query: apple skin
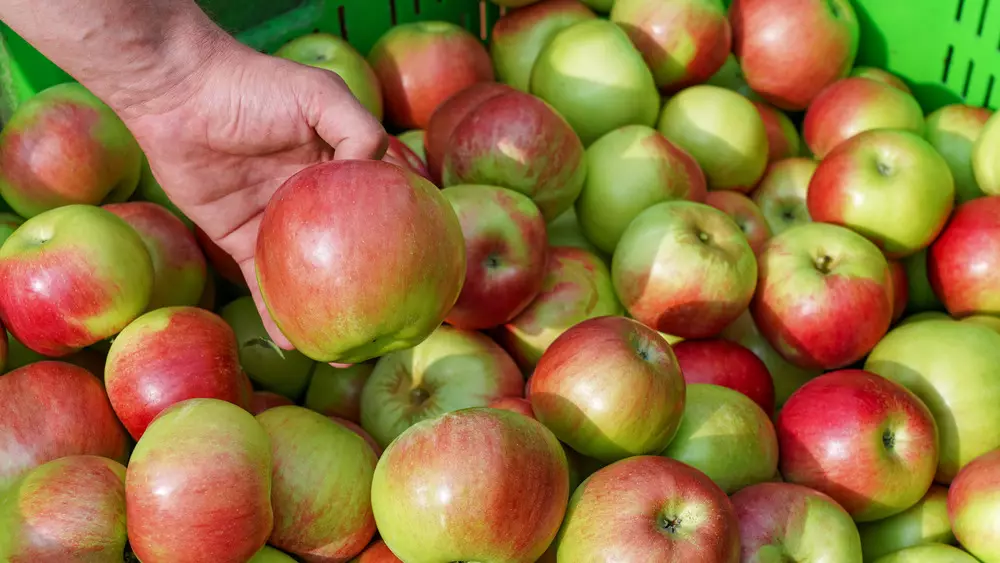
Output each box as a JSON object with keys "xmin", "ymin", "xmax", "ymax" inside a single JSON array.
[
  {"xmin": 611, "ymin": 0, "xmax": 731, "ymax": 92},
  {"xmin": 865, "ymin": 319, "xmax": 1000, "ymax": 483},
  {"xmin": 657, "ymin": 85, "xmax": 769, "ymax": 190},
  {"xmin": 705, "ymin": 53, "xmax": 759, "ymax": 100},
  {"xmin": 662, "ymin": 383, "xmax": 779, "ymax": 494},
  {"xmin": 368, "ymin": 21, "xmax": 493, "ymax": 130},
  {"xmin": 250, "ymin": 546, "xmax": 299, "ymax": 563},
  {"xmin": 257, "ymin": 406, "xmax": 377, "ymax": 562},
  {"xmin": 873, "ymin": 544, "xmax": 979, "ymax": 563},
  {"xmin": 903, "ymin": 249, "xmax": 945, "ymax": 314},
  {"xmin": 371, "ymin": 408, "xmax": 569, "ymax": 563},
  {"xmin": 547, "ymin": 207, "xmax": 608, "ymax": 259},
  {"xmin": 350, "ymin": 540, "xmax": 402, "ymax": 563},
  {"xmin": 612, "ymin": 200, "xmax": 758, "ymax": 339},
  {"xmin": 850, "ymin": 66, "xmax": 911, "ymax": 93},
  {"xmin": 973, "ymin": 109, "xmax": 1000, "ymax": 195},
  {"xmin": 303, "ymin": 362, "xmax": 375, "ymax": 422},
  {"xmin": 425, "ymin": 82, "xmax": 512, "ymax": 185},
  {"xmin": 926, "ymin": 104, "xmax": 993, "ymax": 203},
  {"xmin": 0, "ymin": 455, "xmax": 126, "ymax": 562},
  {"xmin": 105, "ymin": 306, "xmax": 252, "ymax": 440},
  {"xmin": 530, "ymin": 19, "xmax": 660, "ymax": 146},
  {"xmin": 554, "ymin": 455, "xmax": 740, "ymax": 562},
  {"xmin": 858, "ymin": 485, "xmax": 955, "ymax": 563},
  {"xmin": 753, "ymin": 222, "xmax": 893, "ymax": 370},
  {"xmin": 963, "ymin": 314, "xmax": 1000, "ymax": 333},
  {"xmin": 490, "ymin": 0, "xmax": 597, "ymax": 92},
  {"xmin": 0, "ymin": 83, "xmax": 142, "ymax": 218},
  {"xmin": 530, "ymin": 316, "xmax": 686, "ymax": 462},
  {"xmin": 361, "ymin": 325, "xmax": 524, "ymax": 448},
  {"xmin": 576, "ymin": 124, "xmax": 707, "ymax": 255},
  {"xmin": 947, "ymin": 449, "xmax": 1000, "ymax": 563},
  {"xmin": 383, "ymin": 135, "xmax": 431, "ymax": 181},
  {"xmin": 751, "ymin": 157, "xmax": 816, "ymax": 236},
  {"xmin": 888, "ymin": 260, "xmax": 909, "ymax": 323},
  {"xmin": 443, "ymin": 185, "xmax": 548, "ymax": 329},
  {"xmin": 705, "ymin": 190, "xmax": 772, "ymax": 254},
  {"xmin": 754, "ymin": 102, "xmax": 802, "ymax": 163},
  {"xmin": 276, "ymin": 32, "xmax": 383, "ymax": 121},
  {"xmin": 730, "ymin": 0, "xmax": 859, "ymax": 111},
  {"xmin": 396, "ymin": 130, "xmax": 426, "ymax": 164},
  {"xmin": 777, "ymin": 370, "xmax": 939, "ymax": 522},
  {"xmin": 488, "ymin": 396, "xmax": 536, "ymax": 419},
  {"xmin": 250, "ymin": 391, "xmax": 295, "ymax": 415},
  {"xmin": 256, "ymin": 160, "xmax": 465, "ymax": 364},
  {"xmin": 928, "ymin": 196, "xmax": 1000, "ymax": 318},
  {"xmin": 493, "ymin": 246, "xmax": 623, "ymax": 369},
  {"xmin": 673, "ymin": 339, "xmax": 775, "ymax": 415},
  {"xmin": 330, "ymin": 416, "xmax": 383, "ymax": 458},
  {"xmin": 0, "ymin": 204, "xmax": 153, "ymax": 357}
]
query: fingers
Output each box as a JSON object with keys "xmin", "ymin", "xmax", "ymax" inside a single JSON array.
[
  {"xmin": 238, "ymin": 257, "xmax": 296, "ymax": 350},
  {"xmin": 306, "ymin": 70, "xmax": 389, "ymax": 161}
]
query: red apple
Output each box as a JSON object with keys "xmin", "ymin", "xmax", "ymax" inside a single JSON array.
[
  {"xmin": 255, "ymin": 160, "xmax": 465, "ymax": 364},
  {"xmin": 947, "ymin": 448, "xmax": 1000, "ymax": 563},
  {"xmin": 488, "ymin": 396, "xmax": 536, "ymax": 419},
  {"xmin": 351, "ymin": 540, "xmax": 402, "ymax": 563},
  {"xmin": 928, "ymin": 196, "xmax": 1000, "ymax": 318},
  {"xmin": 250, "ymin": 391, "xmax": 294, "ymax": 415},
  {"xmin": 751, "ymin": 157, "xmax": 816, "ymax": 235},
  {"xmin": 303, "ymin": 362, "xmax": 375, "ymax": 422},
  {"xmin": 889, "ymin": 260, "xmax": 909, "ymax": 323},
  {"xmin": 850, "ymin": 66, "xmax": 911, "ymax": 93},
  {"xmin": 194, "ymin": 224, "xmax": 246, "ymax": 287},
  {"xmin": 705, "ymin": 190, "xmax": 772, "ymax": 254},
  {"xmin": 383, "ymin": 135, "xmax": 431, "ymax": 181},
  {"xmin": 754, "ymin": 101, "xmax": 802, "ymax": 163},
  {"xmin": 673, "ymin": 339, "xmax": 775, "ymax": 415},
  {"xmin": 425, "ymin": 83, "xmax": 513, "ymax": 184}
]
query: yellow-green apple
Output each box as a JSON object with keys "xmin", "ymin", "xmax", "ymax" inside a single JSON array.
[
  {"xmin": 612, "ymin": 200, "xmax": 758, "ymax": 339},
  {"xmin": 729, "ymin": 0, "xmax": 859, "ymax": 111},
  {"xmin": 371, "ymin": 408, "xmax": 569, "ymax": 563},
  {"xmin": 257, "ymin": 406, "xmax": 377, "ymax": 561},
  {"xmin": 973, "ymin": 110, "xmax": 1000, "ymax": 195},
  {"xmin": 850, "ymin": 66, "xmax": 911, "ymax": 93},
  {"xmin": 576, "ymin": 124, "xmax": 707, "ymax": 255},
  {"xmin": 898, "ymin": 311, "xmax": 950, "ymax": 326},
  {"xmin": 193, "ymin": 224, "xmax": 246, "ymax": 288},
  {"xmin": 493, "ymin": 246, "xmax": 622, "ymax": 369},
  {"xmin": 105, "ymin": 306, "xmax": 251, "ymax": 440},
  {"xmin": 611, "ymin": 0, "xmax": 731, "ymax": 92},
  {"xmin": 368, "ymin": 21, "xmax": 494, "ymax": 130},
  {"xmin": 304, "ymin": 362, "xmax": 375, "ymax": 422},
  {"xmin": 963, "ymin": 314, "xmax": 1000, "ymax": 333},
  {"xmin": 135, "ymin": 156, "xmax": 192, "ymax": 228},
  {"xmin": 488, "ymin": 396, "xmax": 536, "ymax": 418},
  {"xmin": 220, "ymin": 296, "xmax": 315, "ymax": 400},
  {"xmin": 0, "ymin": 83, "xmax": 141, "ymax": 218},
  {"xmin": 276, "ymin": 32, "xmax": 383, "ymax": 120},
  {"xmin": 662, "ymin": 383, "xmax": 778, "ymax": 493},
  {"xmin": 903, "ymin": 249, "xmax": 944, "ymax": 313},
  {"xmin": 547, "ymin": 207, "xmax": 607, "ymax": 258},
  {"xmin": 0, "ymin": 455, "xmax": 126, "ymax": 561},
  {"xmin": 0, "ymin": 204, "xmax": 153, "ymax": 357},
  {"xmin": 865, "ymin": 319, "xmax": 1000, "ymax": 483},
  {"xmin": 360, "ymin": 325, "xmax": 523, "ymax": 447},
  {"xmin": 657, "ymin": 85, "xmax": 769, "ymax": 190},
  {"xmin": 734, "ymin": 482, "xmax": 863, "ymax": 561},
  {"xmin": 250, "ymin": 546, "xmax": 299, "ymax": 563},
  {"xmin": 250, "ymin": 391, "xmax": 294, "ymax": 415},
  {"xmin": 947, "ymin": 448, "xmax": 1000, "ymax": 562},
  {"xmin": 553, "ymin": 455, "xmax": 740, "ymax": 561},
  {"xmin": 928, "ymin": 196, "xmax": 1000, "ymax": 317},
  {"xmin": 873, "ymin": 544, "xmax": 977, "ymax": 563},
  {"xmin": 443, "ymin": 185, "xmax": 548, "ymax": 329},
  {"xmin": 753, "ymin": 222, "xmax": 893, "ymax": 369},
  {"xmin": 777, "ymin": 370, "xmax": 938, "ymax": 522},
  {"xmin": 926, "ymin": 105, "xmax": 993, "ymax": 203},
  {"xmin": 490, "ymin": 0, "xmax": 597, "ymax": 92},
  {"xmin": 530, "ymin": 19, "xmax": 660, "ymax": 145},
  {"xmin": 751, "ymin": 157, "xmax": 816, "ymax": 235},
  {"xmin": 673, "ymin": 338, "xmax": 775, "ymax": 416},
  {"xmin": 256, "ymin": 160, "xmax": 465, "ymax": 363},
  {"xmin": 104, "ymin": 201, "xmax": 206, "ymax": 309},
  {"xmin": 530, "ymin": 316, "xmax": 685, "ymax": 462},
  {"xmin": 705, "ymin": 53, "xmax": 758, "ymax": 99},
  {"xmin": 425, "ymin": 82, "xmax": 512, "ymax": 184},
  {"xmin": 705, "ymin": 190, "xmax": 772, "ymax": 254},
  {"xmin": 754, "ymin": 101, "xmax": 802, "ymax": 163},
  {"xmin": 889, "ymin": 260, "xmax": 909, "ymax": 323},
  {"xmin": 396, "ymin": 130, "xmax": 426, "ymax": 164},
  {"xmin": 350, "ymin": 540, "xmax": 403, "ymax": 563},
  {"xmin": 858, "ymin": 485, "xmax": 955, "ymax": 562},
  {"xmin": 440, "ymin": 89, "xmax": 587, "ymax": 221},
  {"xmin": 0, "ymin": 212, "xmax": 23, "ymax": 246}
]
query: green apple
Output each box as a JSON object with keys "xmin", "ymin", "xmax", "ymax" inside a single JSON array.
[
  {"xmin": 948, "ymin": 448, "xmax": 1000, "ymax": 563},
  {"xmin": 752, "ymin": 157, "xmax": 816, "ymax": 235},
  {"xmin": 249, "ymin": 546, "xmax": 298, "ymax": 563},
  {"xmin": 898, "ymin": 311, "xmax": 950, "ymax": 326},
  {"xmin": 926, "ymin": 105, "xmax": 994, "ymax": 203},
  {"xmin": 973, "ymin": 109, "xmax": 1000, "ymax": 195},
  {"xmin": 903, "ymin": 249, "xmax": 945, "ymax": 314},
  {"xmin": 872, "ymin": 544, "xmax": 979, "ymax": 563},
  {"xmin": 546, "ymin": 207, "xmax": 607, "ymax": 260},
  {"xmin": 304, "ymin": 362, "xmax": 376, "ymax": 422},
  {"xmin": 857, "ymin": 485, "xmax": 955, "ymax": 563},
  {"xmin": 962, "ymin": 314, "xmax": 1000, "ymax": 333}
]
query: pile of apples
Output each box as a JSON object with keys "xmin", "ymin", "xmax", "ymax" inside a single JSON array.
[{"xmin": 2, "ymin": 0, "xmax": 1000, "ymax": 562}]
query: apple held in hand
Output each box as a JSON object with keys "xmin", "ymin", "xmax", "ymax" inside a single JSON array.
[
  {"xmin": 752, "ymin": 157, "xmax": 816, "ymax": 236},
  {"xmin": 705, "ymin": 190, "xmax": 772, "ymax": 254},
  {"xmin": 858, "ymin": 485, "xmax": 955, "ymax": 563},
  {"xmin": 304, "ymin": 362, "xmax": 375, "ymax": 422},
  {"xmin": 948, "ymin": 448, "xmax": 1000, "ymax": 563},
  {"xmin": 928, "ymin": 196, "xmax": 1000, "ymax": 318},
  {"xmin": 926, "ymin": 104, "xmax": 993, "ymax": 203},
  {"xmin": 973, "ymin": 109, "xmax": 1000, "ymax": 195},
  {"xmin": 674, "ymin": 338, "xmax": 775, "ymax": 416}
]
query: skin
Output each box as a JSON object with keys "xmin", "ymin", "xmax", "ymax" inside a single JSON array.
[
  {"xmin": 925, "ymin": 104, "xmax": 993, "ymax": 203},
  {"xmin": 250, "ymin": 391, "xmax": 295, "ymax": 415},
  {"xmin": 577, "ymin": 124, "xmax": 707, "ymax": 255},
  {"xmin": 105, "ymin": 306, "xmax": 251, "ymax": 440},
  {"xmin": 947, "ymin": 449, "xmax": 1000, "ymax": 562},
  {"xmin": 973, "ymin": 110, "xmax": 1000, "ymax": 195},
  {"xmin": 705, "ymin": 190, "xmax": 772, "ymax": 254},
  {"xmin": 733, "ymin": 482, "xmax": 864, "ymax": 562},
  {"xmin": 350, "ymin": 540, "xmax": 402, "ymax": 563},
  {"xmin": 858, "ymin": 485, "xmax": 955, "ymax": 562},
  {"xmin": 898, "ymin": 311, "xmax": 951, "ymax": 326},
  {"xmin": 331, "ymin": 416, "xmax": 383, "ymax": 459},
  {"xmin": 135, "ymin": 156, "xmax": 192, "ymax": 228},
  {"xmin": 425, "ymin": 83, "xmax": 513, "ymax": 184},
  {"xmin": 865, "ymin": 319, "xmax": 1000, "ymax": 483},
  {"xmin": 752, "ymin": 222, "xmax": 894, "ymax": 370},
  {"xmin": 0, "ymin": 205, "xmax": 153, "ymax": 357},
  {"xmin": 530, "ymin": 316, "xmax": 686, "ymax": 462},
  {"xmin": 612, "ymin": 200, "xmax": 758, "ymax": 339},
  {"xmin": 304, "ymin": 362, "xmax": 376, "ymax": 422},
  {"xmin": 889, "ymin": 260, "xmax": 909, "ymax": 322},
  {"xmin": 730, "ymin": 0, "xmax": 859, "ymax": 111},
  {"xmin": 555, "ymin": 455, "xmax": 740, "ymax": 562},
  {"xmin": 903, "ymin": 249, "xmax": 945, "ymax": 313},
  {"xmin": 657, "ymin": 85, "xmax": 769, "ymax": 190},
  {"xmin": 371, "ymin": 408, "xmax": 569, "ymax": 563},
  {"xmin": 255, "ymin": 160, "xmax": 466, "ymax": 364},
  {"xmin": 928, "ymin": 196, "xmax": 1000, "ymax": 317},
  {"xmin": 673, "ymin": 339, "xmax": 775, "ymax": 416},
  {"xmin": 850, "ymin": 66, "xmax": 911, "ymax": 93},
  {"xmin": 257, "ymin": 406, "xmax": 377, "ymax": 562},
  {"xmin": 530, "ymin": 19, "xmax": 660, "ymax": 146},
  {"xmin": 361, "ymin": 325, "xmax": 524, "ymax": 448},
  {"xmin": 754, "ymin": 102, "xmax": 802, "ymax": 163},
  {"xmin": 751, "ymin": 157, "xmax": 816, "ymax": 235},
  {"xmin": 873, "ymin": 544, "xmax": 978, "ymax": 563}
]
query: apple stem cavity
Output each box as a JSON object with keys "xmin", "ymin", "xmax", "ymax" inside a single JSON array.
[
  {"xmin": 876, "ymin": 161, "xmax": 893, "ymax": 177},
  {"xmin": 657, "ymin": 513, "xmax": 682, "ymax": 535},
  {"xmin": 814, "ymin": 254, "xmax": 834, "ymax": 274},
  {"xmin": 882, "ymin": 429, "xmax": 895, "ymax": 451},
  {"xmin": 409, "ymin": 387, "xmax": 431, "ymax": 406}
]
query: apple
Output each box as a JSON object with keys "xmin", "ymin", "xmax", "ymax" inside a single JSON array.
[
  {"xmin": 889, "ymin": 260, "xmax": 909, "ymax": 323},
  {"xmin": 579, "ymin": 0, "xmax": 613, "ymax": 11},
  {"xmin": 754, "ymin": 102, "xmax": 802, "ymax": 163},
  {"xmin": 730, "ymin": 0, "xmax": 859, "ymax": 111},
  {"xmin": 705, "ymin": 53, "xmax": 758, "ymax": 100},
  {"xmin": 530, "ymin": 19, "xmax": 660, "ymax": 145},
  {"xmin": 899, "ymin": 311, "xmax": 951, "ymax": 326},
  {"xmin": 490, "ymin": 0, "xmax": 597, "ymax": 92},
  {"xmin": 576, "ymin": 124, "xmax": 707, "ymax": 255},
  {"xmin": 947, "ymin": 448, "xmax": 1000, "ymax": 563},
  {"xmin": 973, "ymin": 109, "xmax": 1000, "ymax": 195},
  {"xmin": 135, "ymin": 156, "xmax": 192, "ymax": 228},
  {"xmin": 396, "ymin": 130, "xmax": 426, "ymax": 164},
  {"xmin": 488, "ymin": 396, "xmax": 536, "ymax": 419},
  {"xmin": 657, "ymin": 85, "xmax": 769, "ymax": 190},
  {"xmin": 303, "ymin": 362, "xmax": 375, "ymax": 422},
  {"xmin": 663, "ymin": 383, "xmax": 778, "ymax": 493},
  {"xmin": 858, "ymin": 485, "xmax": 955, "ymax": 563},
  {"xmin": 553, "ymin": 455, "xmax": 740, "ymax": 561},
  {"xmin": 705, "ymin": 190, "xmax": 772, "ymax": 254},
  {"xmin": 0, "ymin": 204, "xmax": 152, "ymax": 357},
  {"xmin": 256, "ymin": 160, "xmax": 465, "ymax": 363},
  {"xmin": 926, "ymin": 104, "xmax": 993, "ymax": 203},
  {"xmin": 0, "ymin": 212, "xmax": 23, "ymax": 246},
  {"xmin": 903, "ymin": 248, "xmax": 945, "ymax": 313},
  {"xmin": 751, "ymin": 157, "xmax": 816, "ymax": 235},
  {"xmin": 0, "ymin": 83, "xmax": 141, "ymax": 218},
  {"xmin": 351, "ymin": 540, "xmax": 403, "ymax": 563},
  {"xmin": 105, "ymin": 306, "xmax": 251, "ymax": 440},
  {"xmin": 963, "ymin": 315, "xmax": 1000, "ymax": 333},
  {"xmin": 673, "ymin": 339, "xmax": 775, "ymax": 415},
  {"xmin": 850, "ymin": 66, "xmax": 911, "ymax": 93},
  {"xmin": 873, "ymin": 544, "xmax": 977, "ymax": 563},
  {"xmin": 330, "ymin": 416, "xmax": 383, "ymax": 458},
  {"xmin": 250, "ymin": 391, "xmax": 294, "ymax": 415},
  {"xmin": 360, "ymin": 325, "xmax": 523, "ymax": 447},
  {"xmin": 276, "ymin": 32, "xmax": 383, "ymax": 120},
  {"xmin": 383, "ymin": 135, "xmax": 431, "ymax": 181},
  {"xmin": 371, "ymin": 408, "xmax": 569, "ymax": 563},
  {"xmin": 250, "ymin": 546, "xmax": 299, "ymax": 563},
  {"xmin": 547, "ymin": 207, "xmax": 608, "ymax": 258},
  {"xmin": 425, "ymin": 82, "xmax": 512, "ymax": 184},
  {"xmin": 612, "ymin": 201, "xmax": 758, "ymax": 339},
  {"xmin": 928, "ymin": 196, "xmax": 1000, "ymax": 318}
]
